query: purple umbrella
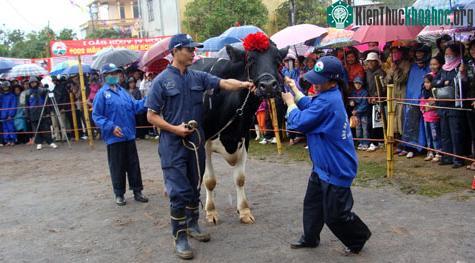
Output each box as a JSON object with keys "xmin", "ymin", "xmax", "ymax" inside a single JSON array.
[{"xmin": 270, "ymin": 24, "xmax": 327, "ymax": 49}]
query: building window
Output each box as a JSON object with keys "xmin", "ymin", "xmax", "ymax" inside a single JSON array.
[
  {"xmin": 133, "ymin": 1, "xmax": 139, "ymax": 18},
  {"xmin": 119, "ymin": 4, "xmax": 126, "ymax": 19},
  {"xmin": 147, "ymin": 0, "xmax": 154, "ymax": 22}
]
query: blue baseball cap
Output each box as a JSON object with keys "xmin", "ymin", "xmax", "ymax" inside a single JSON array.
[
  {"xmin": 304, "ymin": 56, "xmax": 345, "ymax": 85},
  {"xmin": 353, "ymin": 76, "xmax": 364, "ymax": 84},
  {"xmin": 101, "ymin": 63, "xmax": 122, "ymax": 75},
  {"xmin": 168, "ymin": 34, "xmax": 203, "ymax": 51}
]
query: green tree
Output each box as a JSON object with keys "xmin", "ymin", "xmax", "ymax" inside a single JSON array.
[
  {"xmin": 58, "ymin": 28, "xmax": 77, "ymax": 40},
  {"xmin": 275, "ymin": 0, "xmax": 331, "ymax": 30},
  {"xmin": 183, "ymin": 0, "xmax": 269, "ymax": 41}
]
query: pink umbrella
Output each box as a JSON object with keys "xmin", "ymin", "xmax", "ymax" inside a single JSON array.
[
  {"xmin": 352, "ymin": 24, "xmax": 423, "ymax": 45},
  {"xmin": 270, "ymin": 24, "xmax": 327, "ymax": 49},
  {"xmin": 139, "ymin": 37, "xmax": 171, "ymax": 70}
]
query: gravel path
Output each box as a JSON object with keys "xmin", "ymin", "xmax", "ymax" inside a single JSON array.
[{"xmin": 0, "ymin": 141, "xmax": 473, "ymax": 262}]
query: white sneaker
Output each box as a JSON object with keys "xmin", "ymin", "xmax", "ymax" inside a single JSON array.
[
  {"xmin": 270, "ymin": 137, "xmax": 277, "ymax": 144},
  {"xmin": 36, "ymin": 144, "xmax": 42, "ymax": 150},
  {"xmin": 406, "ymin": 151, "xmax": 414, "ymax": 158},
  {"xmin": 424, "ymin": 152, "xmax": 434, "ymax": 161},
  {"xmin": 80, "ymin": 136, "xmax": 88, "ymax": 140},
  {"xmin": 255, "ymin": 136, "xmax": 261, "ymax": 141},
  {"xmin": 367, "ymin": 143, "xmax": 377, "ymax": 152},
  {"xmin": 49, "ymin": 143, "xmax": 58, "ymax": 149},
  {"xmin": 304, "ymin": 145, "xmax": 308, "ymax": 149},
  {"xmin": 259, "ymin": 138, "xmax": 268, "ymax": 145}
]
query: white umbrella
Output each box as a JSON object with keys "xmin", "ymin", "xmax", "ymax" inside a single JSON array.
[{"xmin": 8, "ymin": 64, "xmax": 48, "ymax": 78}]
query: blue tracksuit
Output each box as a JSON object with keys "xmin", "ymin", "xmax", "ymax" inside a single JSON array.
[
  {"xmin": 145, "ymin": 65, "xmax": 221, "ymax": 210},
  {"xmin": 1, "ymin": 92, "xmax": 17, "ymax": 143},
  {"xmin": 287, "ymin": 86, "xmax": 358, "ymax": 187},
  {"xmin": 92, "ymin": 84, "xmax": 146, "ymax": 145}
]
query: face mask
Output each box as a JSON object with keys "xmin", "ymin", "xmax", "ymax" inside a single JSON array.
[
  {"xmin": 105, "ymin": 75, "xmax": 119, "ymax": 85},
  {"xmin": 445, "ymin": 55, "xmax": 456, "ymax": 63}
]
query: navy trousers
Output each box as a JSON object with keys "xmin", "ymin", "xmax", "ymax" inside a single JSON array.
[
  {"xmin": 302, "ymin": 173, "xmax": 371, "ymax": 252},
  {"xmin": 106, "ymin": 140, "xmax": 143, "ymax": 196}
]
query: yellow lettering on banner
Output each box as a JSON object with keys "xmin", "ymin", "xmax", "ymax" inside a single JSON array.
[
  {"xmin": 128, "ymin": 44, "xmax": 139, "ymax": 50},
  {"xmin": 70, "ymin": 48, "xmax": 86, "ymax": 55},
  {"xmin": 139, "ymin": 44, "xmax": 148, "ymax": 51}
]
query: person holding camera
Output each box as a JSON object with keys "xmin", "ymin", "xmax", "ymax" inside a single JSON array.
[{"xmin": 92, "ymin": 63, "xmax": 148, "ymax": 206}]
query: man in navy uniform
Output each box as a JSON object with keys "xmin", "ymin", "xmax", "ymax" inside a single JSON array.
[{"xmin": 146, "ymin": 34, "xmax": 255, "ymax": 259}]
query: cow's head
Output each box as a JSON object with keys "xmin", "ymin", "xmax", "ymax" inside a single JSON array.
[{"xmin": 226, "ymin": 33, "xmax": 288, "ymax": 98}]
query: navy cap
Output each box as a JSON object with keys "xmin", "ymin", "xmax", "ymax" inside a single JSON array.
[
  {"xmin": 101, "ymin": 63, "xmax": 122, "ymax": 75},
  {"xmin": 168, "ymin": 34, "xmax": 203, "ymax": 51},
  {"xmin": 353, "ymin": 76, "xmax": 364, "ymax": 84},
  {"xmin": 304, "ymin": 56, "xmax": 345, "ymax": 85}
]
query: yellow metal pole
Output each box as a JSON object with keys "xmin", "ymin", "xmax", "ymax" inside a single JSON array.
[
  {"xmin": 69, "ymin": 92, "xmax": 80, "ymax": 142},
  {"xmin": 269, "ymin": 98, "xmax": 282, "ymax": 154},
  {"xmin": 77, "ymin": 56, "xmax": 94, "ymax": 146},
  {"xmin": 386, "ymin": 84, "xmax": 395, "ymax": 177}
]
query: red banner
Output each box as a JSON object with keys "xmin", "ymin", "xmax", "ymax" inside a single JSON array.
[{"xmin": 50, "ymin": 37, "xmax": 169, "ymax": 57}]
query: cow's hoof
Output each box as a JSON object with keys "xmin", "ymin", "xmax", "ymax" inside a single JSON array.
[
  {"xmin": 239, "ymin": 208, "xmax": 255, "ymax": 224},
  {"xmin": 206, "ymin": 210, "xmax": 219, "ymax": 225}
]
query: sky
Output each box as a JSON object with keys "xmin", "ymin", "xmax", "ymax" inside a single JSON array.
[{"xmin": 0, "ymin": 0, "xmax": 90, "ymax": 38}]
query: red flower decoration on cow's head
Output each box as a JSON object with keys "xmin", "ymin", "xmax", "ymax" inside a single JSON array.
[{"xmin": 243, "ymin": 32, "xmax": 270, "ymax": 52}]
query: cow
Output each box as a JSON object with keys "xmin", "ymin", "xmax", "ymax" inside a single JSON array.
[{"xmin": 190, "ymin": 37, "xmax": 288, "ymax": 224}]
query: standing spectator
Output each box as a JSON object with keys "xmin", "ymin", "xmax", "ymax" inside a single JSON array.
[
  {"xmin": 344, "ymin": 47, "xmax": 365, "ymax": 93},
  {"xmin": 25, "ymin": 77, "xmax": 57, "ymax": 150},
  {"xmin": 400, "ymin": 44, "xmax": 430, "ymax": 158},
  {"xmin": 139, "ymin": 72, "xmax": 155, "ymax": 97},
  {"xmin": 92, "ymin": 63, "xmax": 148, "ymax": 206},
  {"xmin": 1, "ymin": 81, "xmax": 17, "ymax": 146},
  {"xmin": 364, "ymin": 52, "xmax": 386, "ymax": 152},
  {"xmin": 255, "ymin": 100, "xmax": 267, "ymax": 141},
  {"xmin": 13, "ymin": 85, "xmax": 27, "ymax": 144},
  {"xmin": 434, "ymin": 34, "xmax": 452, "ymax": 65},
  {"xmin": 350, "ymin": 77, "xmax": 371, "ymax": 150},
  {"xmin": 433, "ymin": 42, "xmax": 466, "ymax": 168},
  {"xmin": 420, "ymin": 74, "xmax": 441, "ymax": 162},
  {"xmin": 465, "ymin": 40, "xmax": 475, "ymax": 170},
  {"xmin": 385, "ymin": 46, "xmax": 411, "ymax": 145},
  {"xmin": 429, "ymin": 57, "xmax": 443, "ymax": 77},
  {"xmin": 19, "ymin": 80, "xmax": 33, "ymax": 144},
  {"xmin": 127, "ymin": 77, "xmax": 147, "ymax": 140}
]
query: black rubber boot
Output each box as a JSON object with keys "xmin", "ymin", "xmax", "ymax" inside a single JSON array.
[
  {"xmin": 171, "ymin": 209, "xmax": 193, "ymax": 260},
  {"xmin": 186, "ymin": 205, "xmax": 210, "ymax": 242}
]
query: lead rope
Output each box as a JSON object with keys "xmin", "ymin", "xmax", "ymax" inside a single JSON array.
[{"xmin": 182, "ymin": 125, "xmax": 203, "ymax": 191}]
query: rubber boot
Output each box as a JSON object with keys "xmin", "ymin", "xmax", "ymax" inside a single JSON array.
[
  {"xmin": 171, "ymin": 209, "xmax": 193, "ymax": 260},
  {"xmin": 186, "ymin": 205, "xmax": 210, "ymax": 242}
]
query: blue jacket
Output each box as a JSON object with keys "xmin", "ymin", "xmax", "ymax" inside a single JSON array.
[
  {"xmin": 1, "ymin": 92, "xmax": 17, "ymax": 120},
  {"xmin": 350, "ymin": 88, "xmax": 370, "ymax": 116},
  {"xmin": 287, "ymin": 86, "xmax": 358, "ymax": 187},
  {"xmin": 92, "ymin": 84, "xmax": 146, "ymax": 145}
]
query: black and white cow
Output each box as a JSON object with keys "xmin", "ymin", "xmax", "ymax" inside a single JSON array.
[{"xmin": 190, "ymin": 43, "xmax": 288, "ymax": 224}]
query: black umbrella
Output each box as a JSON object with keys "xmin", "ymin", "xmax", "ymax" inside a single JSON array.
[{"xmin": 91, "ymin": 48, "xmax": 141, "ymax": 70}]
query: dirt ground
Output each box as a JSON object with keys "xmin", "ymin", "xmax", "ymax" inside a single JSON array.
[{"xmin": 0, "ymin": 140, "xmax": 474, "ymax": 263}]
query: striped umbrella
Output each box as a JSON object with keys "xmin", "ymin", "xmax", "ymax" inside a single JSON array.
[{"xmin": 8, "ymin": 64, "xmax": 48, "ymax": 78}]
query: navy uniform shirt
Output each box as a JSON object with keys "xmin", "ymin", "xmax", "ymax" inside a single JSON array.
[
  {"xmin": 92, "ymin": 84, "xmax": 146, "ymax": 145},
  {"xmin": 145, "ymin": 65, "xmax": 221, "ymax": 168}
]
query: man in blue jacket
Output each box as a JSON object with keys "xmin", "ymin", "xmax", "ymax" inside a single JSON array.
[
  {"xmin": 92, "ymin": 63, "xmax": 148, "ymax": 206},
  {"xmin": 282, "ymin": 56, "xmax": 371, "ymax": 254},
  {"xmin": 1, "ymin": 81, "xmax": 17, "ymax": 146}
]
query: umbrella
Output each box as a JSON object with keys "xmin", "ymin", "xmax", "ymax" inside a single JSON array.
[
  {"xmin": 212, "ymin": 42, "xmax": 244, "ymax": 59},
  {"xmin": 201, "ymin": 36, "xmax": 241, "ymax": 52},
  {"xmin": 221, "ymin": 25, "xmax": 263, "ymax": 39},
  {"xmin": 62, "ymin": 64, "xmax": 93, "ymax": 75},
  {"xmin": 0, "ymin": 60, "xmax": 15, "ymax": 74},
  {"xmin": 271, "ymin": 24, "xmax": 327, "ymax": 49},
  {"xmin": 139, "ymin": 37, "xmax": 171, "ymax": 71},
  {"xmin": 141, "ymin": 58, "xmax": 171, "ymax": 73},
  {"xmin": 352, "ymin": 24, "xmax": 423, "ymax": 44},
  {"xmin": 50, "ymin": 60, "xmax": 79, "ymax": 75},
  {"xmin": 313, "ymin": 28, "xmax": 356, "ymax": 48},
  {"xmin": 8, "ymin": 64, "xmax": 48, "ymax": 78},
  {"xmin": 91, "ymin": 48, "xmax": 141, "ymax": 70},
  {"xmin": 412, "ymin": 0, "xmax": 468, "ymax": 9}
]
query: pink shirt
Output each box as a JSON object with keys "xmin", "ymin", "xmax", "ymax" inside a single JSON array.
[{"xmin": 420, "ymin": 98, "xmax": 439, "ymax": 123}]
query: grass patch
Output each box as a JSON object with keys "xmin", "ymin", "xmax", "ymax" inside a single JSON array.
[{"xmin": 247, "ymin": 140, "xmax": 473, "ymax": 198}]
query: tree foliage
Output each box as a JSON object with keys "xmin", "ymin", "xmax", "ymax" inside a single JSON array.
[
  {"xmin": 0, "ymin": 27, "xmax": 77, "ymax": 58},
  {"xmin": 86, "ymin": 28, "xmax": 125, "ymax": 39},
  {"xmin": 275, "ymin": 0, "xmax": 331, "ymax": 30},
  {"xmin": 183, "ymin": 0, "xmax": 269, "ymax": 41}
]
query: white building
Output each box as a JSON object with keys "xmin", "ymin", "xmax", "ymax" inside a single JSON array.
[{"xmin": 139, "ymin": 0, "xmax": 181, "ymax": 37}]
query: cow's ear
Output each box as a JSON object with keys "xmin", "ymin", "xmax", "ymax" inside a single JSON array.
[
  {"xmin": 278, "ymin": 47, "xmax": 289, "ymax": 61},
  {"xmin": 226, "ymin": 45, "xmax": 245, "ymax": 61}
]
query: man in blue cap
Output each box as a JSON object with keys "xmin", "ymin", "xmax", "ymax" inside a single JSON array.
[
  {"xmin": 92, "ymin": 63, "xmax": 149, "ymax": 206},
  {"xmin": 281, "ymin": 56, "xmax": 371, "ymax": 255},
  {"xmin": 146, "ymin": 34, "xmax": 255, "ymax": 259}
]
